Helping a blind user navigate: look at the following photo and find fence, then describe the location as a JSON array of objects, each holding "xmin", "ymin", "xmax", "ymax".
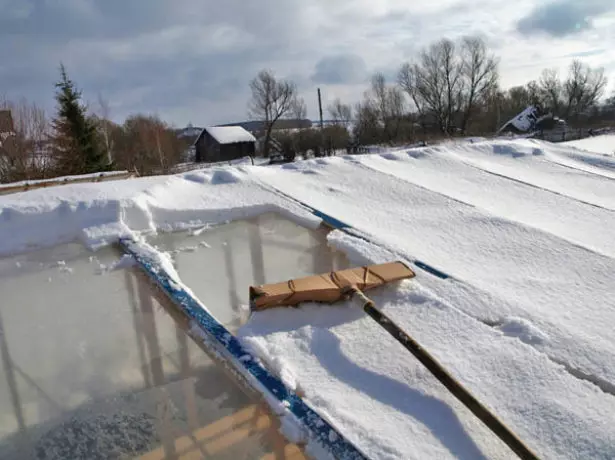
[
  {"xmin": 533, "ymin": 127, "xmax": 615, "ymax": 143},
  {"xmin": 0, "ymin": 171, "xmax": 135, "ymax": 195}
]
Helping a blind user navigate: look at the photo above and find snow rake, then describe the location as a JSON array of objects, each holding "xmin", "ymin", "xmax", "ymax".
[{"xmin": 250, "ymin": 262, "xmax": 539, "ymax": 460}]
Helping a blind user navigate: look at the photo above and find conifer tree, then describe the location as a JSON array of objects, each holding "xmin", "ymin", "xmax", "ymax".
[{"xmin": 50, "ymin": 64, "xmax": 110, "ymax": 175}]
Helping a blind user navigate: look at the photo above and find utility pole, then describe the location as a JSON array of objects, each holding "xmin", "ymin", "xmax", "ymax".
[
  {"xmin": 318, "ymin": 88, "xmax": 324, "ymax": 131},
  {"xmin": 318, "ymin": 88, "xmax": 325, "ymax": 156}
]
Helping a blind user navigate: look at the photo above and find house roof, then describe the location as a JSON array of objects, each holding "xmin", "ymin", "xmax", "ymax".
[
  {"xmin": 498, "ymin": 106, "xmax": 539, "ymax": 134},
  {"xmin": 203, "ymin": 126, "xmax": 256, "ymax": 145}
]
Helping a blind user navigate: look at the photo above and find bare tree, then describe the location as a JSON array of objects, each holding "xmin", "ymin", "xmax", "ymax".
[
  {"xmin": 0, "ymin": 97, "xmax": 50, "ymax": 182},
  {"xmin": 353, "ymin": 99, "xmax": 381, "ymax": 146},
  {"xmin": 562, "ymin": 60, "xmax": 607, "ymax": 120},
  {"xmin": 288, "ymin": 96, "xmax": 307, "ymax": 121},
  {"xmin": 116, "ymin": 115, "xmax": 185, "ymax": 175},
  {"xmin": 285, "ymin": 96, "xmax": 307, "ymax": 160},
  {"xmin": 398, "ymin": 38, "xmax": 465, "ymax": 135},
  {"xmin": 526, "ymin": 80, "xmax": 543, "ymax": 107},
  {"xmin": 328, "ymin": 98, "xmax": 352, "ymax": 128},
  {"xmin": 398, "ymin": 63, "xmax": 426, "ymax": 118},
  {"xmin": 372, "ymin": 73, "xmax": 405, "ymax": 143},
  {"xmin": 441, "ymin": 39, "xmax": 465, "ymax": 133},
  {"xmin": 539, "ymin": 68, "xmax": 562, "ymax": 115},
  {"xmin": 248, "ymin": 69, "xmax": 296, "ymax": 157},
  {"xmin": 96, "ymin": 94, "xmax": 114, "ymax": 165},
  {"xmin": 384, "ymin": 83, "xmax": 406, "ymax": 143},
  {"xmin": 460, "ymin": 36, "xmax": 499, "ymax": 133},
  {"xmin": 355, "ymin": 74, "xmax": 407, "ymax": 145},
  {"xmin": 537, "ymin": 62, "xmax": 608, "ymax": 120}
]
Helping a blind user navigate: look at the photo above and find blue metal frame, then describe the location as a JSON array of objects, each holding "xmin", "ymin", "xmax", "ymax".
[{"xmin": 120, "ymin": 237, "xmax": 367, "ymax": 460}]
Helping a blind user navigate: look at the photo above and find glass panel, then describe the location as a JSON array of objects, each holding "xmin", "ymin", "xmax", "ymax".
[
  {"xmin": 147, "ymin": 212, "xmax": 349, "ymax": 331},
  {"xmin": 0, "ymin": 244, "xmax": 306, "ymax": 459}
]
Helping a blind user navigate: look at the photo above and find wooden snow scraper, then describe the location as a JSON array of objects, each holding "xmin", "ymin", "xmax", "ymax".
[
  {"xmin": 249, "ymin": 261, "xmax": 540, "ymax": 460},
  {"xmin": 250, "ymin": 261, "xmax": 413, "ymax": 310}
]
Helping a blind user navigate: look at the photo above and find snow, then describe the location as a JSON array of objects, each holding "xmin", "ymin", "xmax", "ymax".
[
  {"xmin": 203, "ymin": 126, "xmax": 257, "ymax": 145},
  {"xmin": 95, "ymin": 254, "xmax": 136, "ymax": 274},
  {"xmin": 2, "ymin": 138, "xmax": 615, "ymax": 459},
  {"xmin": 240, "ymin": 231, "xmax": 615, "ymax": 459},
  {"xmin": 496, "ymin": 317, "xmax": 550, "ymax": 346},
  {"xmin": 0, "ymin": 168, "xmax": 319, "ymax": 257},
  {"xmin": 563, "ymin": 133, "xmax": 615, "ymax": 156}
]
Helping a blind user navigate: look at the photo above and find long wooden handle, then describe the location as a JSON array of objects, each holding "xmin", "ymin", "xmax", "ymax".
[{"xmin": 351, "ymin": 288, "xmax": 540, "ymax": 460}]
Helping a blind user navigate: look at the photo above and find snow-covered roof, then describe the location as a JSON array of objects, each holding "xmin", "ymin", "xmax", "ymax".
[
  {"xmin": 4, "ymin": 139, "xmax": 615, "ymax": 459},
  {"xmin": 203, "ymin": 126, "xmax": 256, "ymax": 145},
  {"xmin": 498, "ymin": 106, "xmax": 539, "ymax": 133}
]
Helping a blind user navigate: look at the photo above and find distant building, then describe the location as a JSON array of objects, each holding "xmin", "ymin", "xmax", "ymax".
[
  {"xmin": 498, "ymin": 105, "xmax": 570, "ymax": 141},
  {"xmin": 217, "ymin": 119, "xmax": 312, "ymax": 133},
  {"xmin": 194, "ymin": 126, "xmax": 256, "ymax": 163},
  {"xmin": 498, "ymin": 106, "xmax": 542, "ymax": 134},
  {"xmin": 177, "ymin": 123, "xmax": 202, "ymax": 138}
]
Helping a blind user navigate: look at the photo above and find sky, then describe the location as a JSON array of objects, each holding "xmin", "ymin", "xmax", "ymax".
[{"xmin": 1, "ymin": 0, "xmax": 614, "ymax": 127}]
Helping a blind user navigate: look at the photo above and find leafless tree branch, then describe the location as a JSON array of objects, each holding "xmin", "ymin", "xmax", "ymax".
[{"xmin": 248, "ymin": 69, "xmax": 297, "ymax": 157}]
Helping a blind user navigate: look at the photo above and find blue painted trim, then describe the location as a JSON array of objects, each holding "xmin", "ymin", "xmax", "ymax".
[
  {"xmin": 120, "ymin": 238, "xmax": 368, "ymax": 460},
  {"xmin": 413, "ymin": 260, "xmax": 450, "ymax": 280},
  {"xmin": 312, "ymin": 209, "xmax": 351, "ymax": 230}
]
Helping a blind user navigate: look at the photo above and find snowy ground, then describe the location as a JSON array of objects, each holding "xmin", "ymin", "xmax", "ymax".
[
  {"xmin": 1, "ymin": 137, "xmax": 615, "ymax": 459},
  {"xmin": 563, "ymin": 133, "xmax": 615, "ymax": 156}
]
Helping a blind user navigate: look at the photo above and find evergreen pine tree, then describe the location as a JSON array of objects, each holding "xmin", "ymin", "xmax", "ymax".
[{"xmin": 50, "ymin": 64, "xmax": 110, "ymax": 175}]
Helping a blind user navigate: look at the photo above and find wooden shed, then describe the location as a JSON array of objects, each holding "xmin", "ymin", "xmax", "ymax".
[{"xmin": 194, "ymin": 126, "xmax": 256, "ymax": 163}]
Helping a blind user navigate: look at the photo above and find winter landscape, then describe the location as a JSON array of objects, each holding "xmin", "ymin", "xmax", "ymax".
[
  {"xmin": 2, "ymin": 1, "xmax": 615, "ymax": 459},
  {"xmin": 1, "ymin": 133, "xmax": 614, "ymax": 459}
]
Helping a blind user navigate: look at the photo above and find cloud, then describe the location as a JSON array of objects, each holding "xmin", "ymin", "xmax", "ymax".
[
  {"xmin": 311, "ymin": 54, "xmax": 368, "ymax": 85},
  {"xmin": 516, "ymin": 0, "xmax": 614, "ymax": 37},
  {"xmin": 1, "ymin": 0, "xmax": 614, "ymax": 126},
  {"xmin": 0, "ymin": 0, "xmax": 320, "ymax": 124}
]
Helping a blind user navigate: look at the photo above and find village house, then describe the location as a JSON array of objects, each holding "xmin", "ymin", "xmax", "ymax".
[{"xmin": 194, "ymin": 126, "xmax": 256, "ymax": 163}]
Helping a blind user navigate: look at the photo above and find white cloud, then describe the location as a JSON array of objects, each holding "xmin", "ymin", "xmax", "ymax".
[{"xmin": 517, "ymin": 0, "xmax": 614, "ymax": 37}]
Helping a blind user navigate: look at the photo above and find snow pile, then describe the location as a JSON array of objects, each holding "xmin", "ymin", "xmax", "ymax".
[
  {"xmin": 0, "ymin": 169, "xmax": 318, "ymax": 257},
  {"xmin": 496, "ymin": 317, "xmax": 550, "ymax": 345},
  {"xmin": 204, "ymin": 126, "xmax": 256, "ymax": 144}
]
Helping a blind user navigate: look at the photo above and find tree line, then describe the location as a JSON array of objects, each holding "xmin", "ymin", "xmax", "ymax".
[
  {"xmin": 1, "ymin": 65, "xmax": 188, "ymax": 183},
  {"xmin": 249, "ymin": 36, "xmax": 613, "ymax": 156},
  {"xmin": 2, "ymin": 36, "xmax": 614, "ymax": 182}
]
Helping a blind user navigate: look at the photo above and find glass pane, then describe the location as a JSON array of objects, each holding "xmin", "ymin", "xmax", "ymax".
[
  {"xmin": 147, "ymin": 212, "xmax": 349, "ymax": 331},
  {"xmin": 0, "ymin": 244, "xmax": 306, "ymax": 459}
]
